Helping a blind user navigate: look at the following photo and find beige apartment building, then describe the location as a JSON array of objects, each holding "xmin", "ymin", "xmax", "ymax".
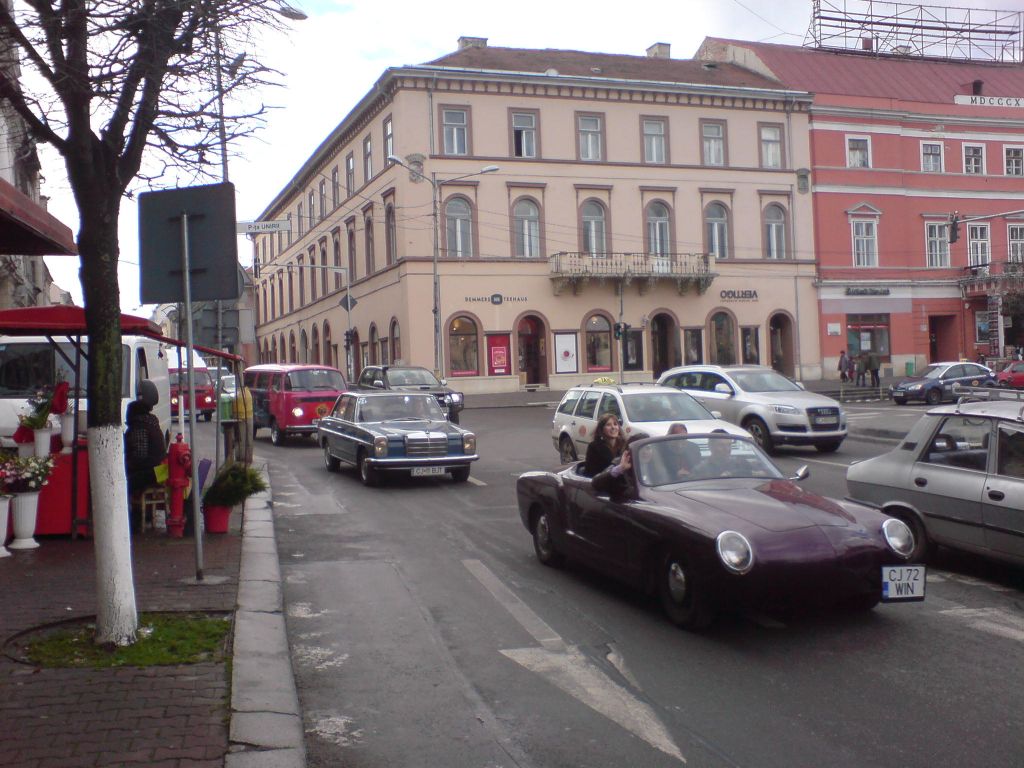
[{"xmin": 253, "ymin": 38, "xmax": 822, "ymax": 392}]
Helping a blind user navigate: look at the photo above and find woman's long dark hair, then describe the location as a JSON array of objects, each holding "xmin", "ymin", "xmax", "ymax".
[{"xmin": 594, "ymin": 412, "xmax": 625, "ymax": 456}]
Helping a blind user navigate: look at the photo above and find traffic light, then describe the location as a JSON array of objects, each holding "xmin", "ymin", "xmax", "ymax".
[
  {"xmin": 948, "ymin": 212, "xmax": 960, "ymax": 244},
  {"xmin": 343, "ymin": 330, "xmax": 353, "ymax": 349},
  {"xmin": 613, "ymin": 322, "xmax": 622, "ymax": 340}
]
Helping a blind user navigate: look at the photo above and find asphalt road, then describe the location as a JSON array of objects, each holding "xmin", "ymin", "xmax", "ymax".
[{"xmin": 255, "ymin": 404, "xmax": 1024, "ymax": 768}]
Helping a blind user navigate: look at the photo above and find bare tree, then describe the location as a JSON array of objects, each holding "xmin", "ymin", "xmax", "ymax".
[{"xmin": 0, "ymin": 0, "xmax": 289, "ymax": 645}]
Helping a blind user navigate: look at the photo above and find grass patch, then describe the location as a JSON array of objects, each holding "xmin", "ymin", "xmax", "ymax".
[{"xmin": 25, "ymin": 613, "xmax": 231, "ymax": 668}]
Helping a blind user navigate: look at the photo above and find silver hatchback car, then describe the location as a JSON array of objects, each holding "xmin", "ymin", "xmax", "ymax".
[
  {"xmin": 847, "ymin": 388, "xmax": 1024, "ymax": 565},
  {"xmin": 658, "ymin": 365, "xmax": 847, "ymax": 453}
]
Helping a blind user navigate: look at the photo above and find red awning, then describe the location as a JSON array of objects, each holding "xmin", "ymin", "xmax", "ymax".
[
  {"xmin": 0, "ymin": 306, "xmax": 159, "ymax": 336},
  {"xmin": 0, "ymin": 177, "xmax": 77, "ymax": 256}
]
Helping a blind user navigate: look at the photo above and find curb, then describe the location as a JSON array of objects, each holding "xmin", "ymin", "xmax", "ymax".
[{"xmin": 227, "ymin": 464, "xmax": 306, "ymax": 768}]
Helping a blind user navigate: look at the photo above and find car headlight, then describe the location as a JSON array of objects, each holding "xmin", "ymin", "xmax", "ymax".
[
  {"xmin": 882, "ymin": 518, "xmax": 915, "ymax": 558},
  {"xmin": 908, "ymin": 384, "xmax": 923, "ymax": 391},
  {"xmin": 772, "ymin": 404, "xmax": 799, "ymax": 415},
  {"xmin": 716, "ymin": 530, "xmax": 754, "ymax": 574},
  {"xmin": 171, "ymin": 396, "xmax": 179, "ymax": 406},
  {"xmin": 373, "ymin": 436, "xmax": 389, "ymax": 458},
  {"xmin": 203, "ymin": 396, "xmax": 212, "ymax": 404},
  {"xmin": 447, "ymin": 392, "xmax": 464, "ymax": 405},
  {"xmin": 291, "ymin": 407, "xmax": 304, "ymax": 418},
  {"xmin": 462, "ymin": 433, "xmax": 476, "ymax": 454}
]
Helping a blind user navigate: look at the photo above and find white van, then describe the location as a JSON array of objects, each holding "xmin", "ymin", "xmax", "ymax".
[{"xmin": 0, "ymin": 335, "xmax": 171, "ymax": 446}]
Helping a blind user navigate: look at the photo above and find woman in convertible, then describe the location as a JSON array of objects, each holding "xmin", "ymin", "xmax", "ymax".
[{"xmin": 583, "ymin": 412, "xmax": 625, "ymax": 476}]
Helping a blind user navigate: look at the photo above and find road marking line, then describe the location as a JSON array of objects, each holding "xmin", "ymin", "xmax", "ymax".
[
  {"xmin": 463, "ymin": 559, "xmax": 686, "ymax": 763},
  {"xmin": 939, "ymin": 607, "xmax": 1024, "ymax": 643},
  {"xmin": 467, "ymin": 476, "xmax": 487, "ymax": 487}
]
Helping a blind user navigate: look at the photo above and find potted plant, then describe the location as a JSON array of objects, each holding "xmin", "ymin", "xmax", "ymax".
[
  {"xmin": 201, "ymin": 462, "xmax": 267, "ymax": 533},
  {"xmin": 4, "ymin": 454, "xmax": 55, "ymax": 550},
  {"xmin": 16, "ymin": 385, "xmax": 61, "ymax": 456}
]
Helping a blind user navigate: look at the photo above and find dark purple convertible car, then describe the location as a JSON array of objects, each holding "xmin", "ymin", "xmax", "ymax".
[{"xmin": 516, "ymin": 433, "xmax": 924, "ymax": 629}]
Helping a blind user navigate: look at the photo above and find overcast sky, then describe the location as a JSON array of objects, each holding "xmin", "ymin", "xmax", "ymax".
[{"xmin": 32, "ymin": 0, "xmax": 996, "ymax": 312}]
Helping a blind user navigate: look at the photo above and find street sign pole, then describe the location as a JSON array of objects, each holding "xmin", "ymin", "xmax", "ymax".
[{"xmin": 179, "ymin": 211, "xmax": 204, "ymax": 582}]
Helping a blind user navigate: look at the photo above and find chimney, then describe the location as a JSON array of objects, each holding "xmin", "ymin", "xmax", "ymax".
[
  {"xmin": 861, "ymin": 36, "xmax": 874, "ymax": 51},
  {"xmin": 973, "ymin": 79, "xmax": 984, "ymax": 95},
  {"xmin": 646, "ymin": 42, "xmax": 671, "ymax": 59},
  {"xmin": 458, "ymin": 36, "xmax": 488, "ymax": 50}
]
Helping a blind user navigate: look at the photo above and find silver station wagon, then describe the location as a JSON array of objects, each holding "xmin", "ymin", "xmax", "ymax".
[{"xmin": 846, "ymin": 387, "xmax": 1024, "ymax": 565}]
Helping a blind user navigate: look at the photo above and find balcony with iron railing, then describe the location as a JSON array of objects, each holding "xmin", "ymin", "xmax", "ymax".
[
  {"xmin": 960, "ymin": 259, "xmax": 1024, "ymax": 297},
  {"xmin": 549, "ymin": 251, "xmax": 716, "ymax": 295}
]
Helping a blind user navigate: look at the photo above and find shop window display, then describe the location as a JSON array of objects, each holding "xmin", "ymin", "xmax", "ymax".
[{"xmin": 449, "ymin": 316, "xmax": 479, "ymax": 375}]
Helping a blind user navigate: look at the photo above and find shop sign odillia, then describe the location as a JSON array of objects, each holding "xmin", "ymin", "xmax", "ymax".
[{"xmin": 719, "ymin": 289, "xmax": 758, "ymax": 301}]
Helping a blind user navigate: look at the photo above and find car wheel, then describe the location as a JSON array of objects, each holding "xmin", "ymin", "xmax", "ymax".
[
  {"xmin": 323, "ymin": 441, "xmax": 339, "ymax": 472},
  {"xmin": 558, "ymin": 435, "xmax": 578, "ymax": 463},
  {"xmin": 450, "ymin": 466, "xmax": 470, "ymax": 483},
  {"xmin": 358, "ymin": 449, "xmax": 379, "ymax": 487},
  {"xmin": 815, "ymin": 440, "xmax": 842, "ymax": 453},
  {"xmin": 270, "ymin": 420, "xmax": 286, "ymax": 446},
  {"xmin": 203, "ymin": 412, "xmax": 212, "ymax": 422},
  {"xmin": 658, "ymin": 554, "xmax": 712, "ymax": 630},
  {"xmin": 983, "ymin": 380, "xmax": 995, "ymax": 388},
  {"xmin": 532, "ymin": 508, "xmax": 564, "ymax": 568},
  {"xmin": 893, "ymin": 397, "xmax": 907, "ymax": 405},
  {"xmin": 743, "ymin": 417, "xmax": 775, "ymax": 454},
  {"xmin": 925, "ymin": 388, "xmax": 942, "ymax": 406}
]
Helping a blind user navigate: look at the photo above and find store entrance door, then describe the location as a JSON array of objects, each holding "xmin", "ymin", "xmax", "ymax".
[
  {"xmin": 517, "ymin": 315, "xmax": 548, "ymax": 387},
  {"xmin": 650, "ymin": 313, "xmax": 679, "ymax": 377},
  {"xmin": 769, "ymin": 313, "xmax": 795, "ymax": 377}
]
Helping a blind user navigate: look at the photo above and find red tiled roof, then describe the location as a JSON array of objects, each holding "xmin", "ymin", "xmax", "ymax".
[
  {"xmin": 702, "ymin": 37, "xmax": 1024, "ymax": 103},
  {"xmin": 427, "ymin": 46, "xmax": 787, "ymax": 91}
]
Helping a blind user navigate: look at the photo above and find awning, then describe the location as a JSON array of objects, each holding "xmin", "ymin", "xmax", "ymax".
[
  {"xmin": 0, "ymin": 306, "xmax": 158, "ymax": 335},
  {"xmin": 0, "ymin": 176, "xmax": 77, "ymax": 256}
]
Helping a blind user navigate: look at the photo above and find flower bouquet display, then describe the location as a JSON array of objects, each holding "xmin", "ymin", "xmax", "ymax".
[
  {"xmin": 14, "ymin": 385, "xmax": 62, "ymax": 457},
  {"xmin": 5, "ymin": 454, "xmax": 55, "ymax": 550}
]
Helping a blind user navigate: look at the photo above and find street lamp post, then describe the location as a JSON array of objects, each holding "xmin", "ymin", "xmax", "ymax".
[{"xmin": 387, "ymin": 155, "xmax": 498, "ymax": 377}]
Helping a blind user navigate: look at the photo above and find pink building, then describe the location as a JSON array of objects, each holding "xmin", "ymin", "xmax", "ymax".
[{"xmin": 701, "ymin": 30, "xmax": 1024, "ymax": 377}]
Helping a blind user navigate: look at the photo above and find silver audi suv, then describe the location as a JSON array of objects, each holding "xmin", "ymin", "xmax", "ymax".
[{"xmin": 658, "ymin": 365, "xmax": 847, "ymax": 453}]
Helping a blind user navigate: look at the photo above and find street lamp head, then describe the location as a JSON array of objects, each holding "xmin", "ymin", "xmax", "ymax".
[
  {"xmin": 480, "ymin": 165, "xmax": 500, "ymax": 174},
  {"xmin": 387, "ymin": 154, "xmax": 405, "ymax": 166}
]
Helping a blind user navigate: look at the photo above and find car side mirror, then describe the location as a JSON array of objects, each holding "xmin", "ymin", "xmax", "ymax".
[
  {"xmin": 714, "ymin": 383, "xmax": 732, "ymax": 395},
  {"xmin": 790, "ymin": 465, "xmax": 810, "ymax": 481},
  {"xmin": 440, "ymin": 378, "xmax": 448, "ymax": 386},
  {"xmin": 793, "ymin": 380, "xmax": 806, "ymax": 390},
  {"xmin": 710, "ymin": 410, "xmax": 723, "ymax": 419},
  {"xmin": 373, "ymin": 379, "xmax": 384, "ymax": 388}
]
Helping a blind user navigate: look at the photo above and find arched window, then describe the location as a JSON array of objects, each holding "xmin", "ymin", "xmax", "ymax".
[
  {"xmin": 445, "ymin": 197, "xmax": 473, "ymax": 258},
  {"xmin": 311, "ymin": 324, "xmax": 320, "ymax": 364},
  {"xmin": 765, "ymin": 204, "xmax": 787, "ymax": 259},
  {"xmin": 322, "ymin": 322, "xmax": 332, "ymax": 368},
  {"xmin": 279, "ymin": 333, "xmax": 286, "ymax": 363},
  {"xmin": 364, "ymin": 214, "xmax": 375, "ymax": 275},
  {"xmin": 646, "ymin": 201, "xmax": 671, "ymax": 256},
  {"xmin": 369, "ymin": 325, "xmax": 379, "ymax": 366},
  {"xmin": 347, "ymin": 226, "xmax": 357, "ymax": 282},
  {"xmin": 270, "ymin": 337, "xmax": 277, "ymax": 363},
  {"xmin": 513, "ymin": 198, "xmax": 541, "ymax": 258},
  {"xmin": 309, "ymin": 250, "xmax": 318, "ymax": 302},
  {"xmin": 581, "ymin": 201, "xmax": 607, "ymax": 256},
  {"xmin": 709, "ymin": 311, "xmax": 737, "ymax": 365},
  {"xmin": 448, "ymin": 316, "xmax": 479, "ymax": 375},
  {"xmin": 269, "ymin": 277, "xmax": 276, "ymax": 319},
  {"xmin": 705, "ymin": 203, "xmax": 729, "ymax": 259},
  {"xmin": 320, "ymin": 244, "xmax": 328, "ymax": 296},
  {"xmin": 390, "ymin": 320, "xmax": 401, "ymax": 363},
  {"xmin": 255, "ymin": 286, "xmax": 262, "ymax": 326},
  {"xmin": 333, "ymin": 236, "xmax": 343, "ymax": 291},
  {"xmin": 288, "ymin": 332, "xmax": 296, "ymax": 364},
  {"xmin": 299, "ymin": 329, "xmax": 308, "ymax": 363},
  {"xmin": 385, "ymin": 204, "xmax": 397, "ymax": 265}
]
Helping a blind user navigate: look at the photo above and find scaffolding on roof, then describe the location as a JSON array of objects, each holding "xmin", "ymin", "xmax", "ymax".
[{"xmin": 805, "ymin": 0, "xmax": 1023, "ymax": 63}]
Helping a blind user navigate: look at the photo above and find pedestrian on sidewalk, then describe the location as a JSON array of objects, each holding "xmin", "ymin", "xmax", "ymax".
[
  {"xmin": 855, "ymin": 353, "xmax": 867, "ymax": 387},
  {"xmin": 838, "ymin": 350, "xmax": 850, "ymax": 383},
  {"xmin": 867, "ymin": 351, "xmax": 881, "ymax": 388}
]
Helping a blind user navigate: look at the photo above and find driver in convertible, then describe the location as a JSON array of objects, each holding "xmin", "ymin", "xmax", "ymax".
[{"xmin": 692, "ymin": 432, "xmax": 750, "ymax": 478}]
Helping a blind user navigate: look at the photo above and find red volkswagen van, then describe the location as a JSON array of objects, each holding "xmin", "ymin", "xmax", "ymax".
[
  {"xmin": 169, "ymin": 366, "xmax": 216, "ymax": 422},
  {"xmin": 243, "ymin": 364, "xmax": 347, "ymax": 445}
]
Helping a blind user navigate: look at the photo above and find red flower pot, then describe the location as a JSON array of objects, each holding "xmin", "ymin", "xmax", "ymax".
[{"xmin": 202, "ymin": 504, "xmax": 231, "ymax": 534}]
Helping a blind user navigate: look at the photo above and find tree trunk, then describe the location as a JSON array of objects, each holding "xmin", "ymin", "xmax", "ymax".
[{"xmin": 78, "ymin": 191, "xmax": 138, "ymax": 647}]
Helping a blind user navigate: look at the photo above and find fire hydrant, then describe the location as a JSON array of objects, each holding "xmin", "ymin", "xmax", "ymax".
[{"xmin": 166, "ymin": 434, "xmax": 192, "ymax": 538}]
